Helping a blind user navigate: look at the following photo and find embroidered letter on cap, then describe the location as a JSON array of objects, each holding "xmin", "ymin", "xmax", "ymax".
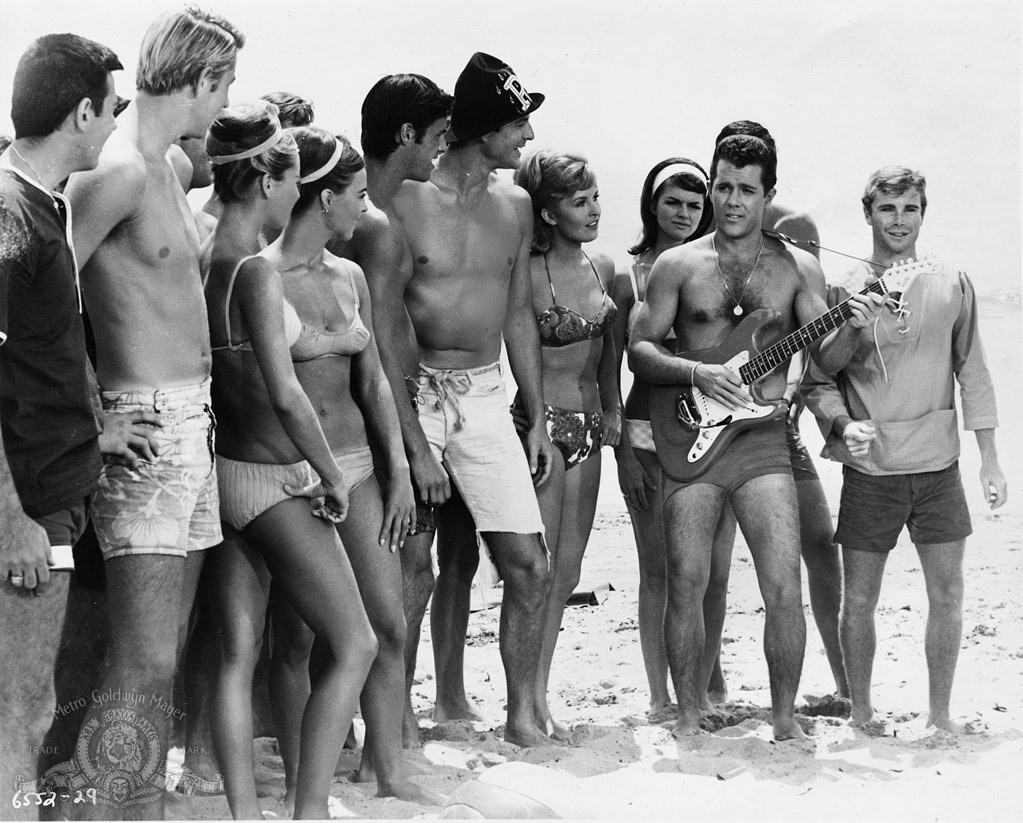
[{"xmin": 501, "ymin": 72, "xmax": 532, "ymax": 112}]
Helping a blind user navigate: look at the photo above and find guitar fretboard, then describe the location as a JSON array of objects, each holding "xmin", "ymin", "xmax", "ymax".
[{"xmin": 738, "ymin": 278, "xmax": 891, "ymax": 384}]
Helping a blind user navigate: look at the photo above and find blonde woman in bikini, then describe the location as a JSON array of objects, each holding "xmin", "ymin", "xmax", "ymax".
[{"xmin": 514, "ymin": 151, "xmax": 621, "ymax": 738}]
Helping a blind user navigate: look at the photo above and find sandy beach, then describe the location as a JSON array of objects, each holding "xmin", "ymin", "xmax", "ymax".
[{"xmin": 157, "ymin": 294, "xmax": 1023, "ymax": 821}]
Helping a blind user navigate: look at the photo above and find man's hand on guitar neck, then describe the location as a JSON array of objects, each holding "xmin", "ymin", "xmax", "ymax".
[
  {"xmin": 692, "ymin": 362, "xmax": 751, "ymax": 411},
  {"xmin": 845, "ymin": 292, "xmax": 888, "ymax": 329}
]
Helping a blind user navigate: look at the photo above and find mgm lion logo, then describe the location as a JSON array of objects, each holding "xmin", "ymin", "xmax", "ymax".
[
  {"xmin": 77, "ymin": 709, "xmax": 163, "ymax": 807},
  {"xmin": 18, "ymin": 707, "xmax": 223, "ymax": 807}
]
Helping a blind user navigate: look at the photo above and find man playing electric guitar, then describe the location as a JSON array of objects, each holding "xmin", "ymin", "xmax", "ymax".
[{"xmin": 629, "ymin": 134, "xmax": 884, "ymax": 739}]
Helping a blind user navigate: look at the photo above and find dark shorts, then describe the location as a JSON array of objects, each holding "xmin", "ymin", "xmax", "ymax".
[
  {"xmin": 835, "ymin": 462, "xmax": 973, "ymax": 553},
  {"xmin": 663, "ymin": 418, "xmax": 791, "ymax": 499},
  {"xmin": 35, "ymin": 498, "xmax": 90, "ymax": 548},
  {"xmin": 785, "ymin": 419, "xmax": 819, "ymax": 482}
]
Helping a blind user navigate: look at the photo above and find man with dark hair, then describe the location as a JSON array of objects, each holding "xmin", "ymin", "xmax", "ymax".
[
  {"xmin": 803, "ymin": 165, "xmax": 1006, "ymax": 732},
  {"xmin": 715, "ymin": 120, "xmax": 819, "ymax": 251},
  {"xmin": 360, "ymin": 73, "xmax": 454, "ymax": 162},
  {"xmin": 711, "ymin": 120, "xmax": 848, "ymax": 700},
  {"xmin": 386, "ymin": 53, "xmax": 554, "ymax": 747},
  {"xmin": 328, "ymin": 73, "xmax": 453, "ymax": 751},
  {"xmin": 0, "ymin": 32, "xmax": 161, "ymax": 813},
  {"xmin": 63, "ymin": 7, "xmax": 242, "ymax": 813},
  {"xmin": 630, "ymin": 133, "xmax": 884, "ymax": 739}
]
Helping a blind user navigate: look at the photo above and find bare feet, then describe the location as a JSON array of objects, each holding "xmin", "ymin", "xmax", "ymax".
[
  {"xmin": 434, "ymin": 698, "xmax": 485, "ymax": 723},
  {"xmin": 536, "ymin": 714, "xmax": 572, "ymax": 742},
  {"xmin": 647, "ymin": 703, "xmax": 677, "ymax": 724},
  {"xmin": 670, "ymin": 709, "xmax": 702, "ymax": 738},
  {"xmin": 505, "ymin": 721, "xmax": 554, "ymax": 748},
  {"xmin": 772, "ymin": 715, "xmax": 808, "ymax": 741},
  {"xmin": 927, "ymin": 713, "xmax": 963, "ymax": 734},
  {"xmin": 377, "ymin": 778, "xmax": 446, "ymax": 805},
  {"xmin": 850, "ymin": 717, "xmax": 887, "ymax": 737}
]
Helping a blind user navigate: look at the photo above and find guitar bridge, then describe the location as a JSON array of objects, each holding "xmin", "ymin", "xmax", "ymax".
[{"xmin": 676, "ymin": 390, "xmax": 730, "ymax": 431}]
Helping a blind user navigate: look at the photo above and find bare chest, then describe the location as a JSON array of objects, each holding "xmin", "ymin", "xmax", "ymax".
[{"xmin": 119, "ymin": 165, "xmax": 199, "ymax": 270}]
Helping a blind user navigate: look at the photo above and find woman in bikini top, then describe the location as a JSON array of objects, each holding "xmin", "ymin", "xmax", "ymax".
[
  {"xmin": 261, "ymin": 128, "xmax": 432, "ymax": 805},
  {"xmin": 200, "ymin": 104, "xmax": 376, "ymax": 821},
  {"xmin": 511, "ymin": 150, "xmax": 621, "ymax": 739}
]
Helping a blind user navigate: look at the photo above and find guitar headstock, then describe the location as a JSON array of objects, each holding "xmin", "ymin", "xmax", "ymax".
[{"xmin": 877, "ymin": 257, "xmax": 943, "ymax": 293}]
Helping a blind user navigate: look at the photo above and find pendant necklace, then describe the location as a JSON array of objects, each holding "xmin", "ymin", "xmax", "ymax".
[{"xmin": 713, "ymin": 235, "xmax": 764, "ymax": 316}]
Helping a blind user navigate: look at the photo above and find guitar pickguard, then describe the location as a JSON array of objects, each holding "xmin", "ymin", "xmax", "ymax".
[{"xmin": 679, "ymin": 351, "xmax": 777, "ymax": 464}]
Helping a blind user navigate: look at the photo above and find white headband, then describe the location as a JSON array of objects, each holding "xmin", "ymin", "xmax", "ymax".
[
  {"xmin": 650, "ymin": 162, "xmax": 708, "ymax": 196},
  {"xmin": 299, "ymin": 139, "xmax": 345, "ymax": 185},
  {"xmin": 209, "ymin": 126, "xmax": 284, "ymax": 165}
]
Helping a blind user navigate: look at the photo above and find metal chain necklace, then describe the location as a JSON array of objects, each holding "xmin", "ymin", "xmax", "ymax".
[{"xmin": 713, "ymin": 235, "xmax": 765, "ymax": 316}]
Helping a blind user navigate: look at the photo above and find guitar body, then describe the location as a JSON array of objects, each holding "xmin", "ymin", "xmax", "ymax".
[{"xmin": 649, "ymin": 310, "xmax": 788, "ymax": 482}]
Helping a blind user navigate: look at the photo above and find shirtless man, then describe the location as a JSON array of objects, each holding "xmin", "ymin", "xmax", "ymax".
[
  {"xmin": 326, "ymin": 73, "xmax": 454, "ymax": 747},
  {"xmin": 802, "ymin": 166, "xmax": 1006, "ymax": 731},
  {"xmin": 630, "ymin": 134, "xmax": 884, "ymax": 739},
  {"xmin": 64, "ymin": 8, "xmax": 243, "ymax": 814},
  {"xmin": 712, "ymin": 120, "xmax": 848, "ymax": 699},
  {"xmin": 387, "ymin": 53, "xmax": 553, "ymax": 747}
]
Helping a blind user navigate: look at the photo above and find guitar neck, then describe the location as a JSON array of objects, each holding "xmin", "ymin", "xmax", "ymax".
[{"xmin": 739, "ymin": 278, "xmax": 890, "ymax": 384}]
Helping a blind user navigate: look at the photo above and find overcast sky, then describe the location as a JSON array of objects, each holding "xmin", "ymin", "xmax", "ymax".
[{"xmin": 2, "ymin": 0, "xmax": 1019, "ymax": 291}]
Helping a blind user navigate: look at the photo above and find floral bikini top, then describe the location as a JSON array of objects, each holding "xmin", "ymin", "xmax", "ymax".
[
  {"xmin": 536, "ymin": 252, "xmax": 617, "ymax": 348},
  {"xmin": 211, "ymin": 255, "xmax": 370, "ymax": 361}
]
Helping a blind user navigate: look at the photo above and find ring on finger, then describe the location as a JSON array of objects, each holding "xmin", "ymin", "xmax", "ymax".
[{"xmin": 9, "ymin": 574, "xmax": 25, "ymax": 586}]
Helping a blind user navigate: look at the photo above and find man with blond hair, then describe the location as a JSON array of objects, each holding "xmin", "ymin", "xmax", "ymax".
[
  {"xmin": 65, "ymin": 7, "xmax": 243, "ymax": 813},
  {"xmin": 803, "ymin": 165, "xmax": 1006, "ymax": 733}
]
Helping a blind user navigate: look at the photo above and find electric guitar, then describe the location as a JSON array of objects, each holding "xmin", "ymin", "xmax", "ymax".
[{"xmin": 649, "ymin": 258, "xmax": 942, "ymax": 482}]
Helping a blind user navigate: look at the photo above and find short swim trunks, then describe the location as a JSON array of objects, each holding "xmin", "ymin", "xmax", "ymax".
[
  {"xmin": 785, "ymin": 418, "xmax": 819, "ymax": 482},
  {"xmin": 92, "ymin": 380, "xmax": 221, "ymax": 559},
  {"xmin": 835, "ymin": 462, "xmax": 973, "ymax": 553},
  {"xmin": 662, "ymin": 417, "xmax": 791, "ymax": 500},
  {"xmin": 415, "ymin": 362, "xmax": 544, "ymax": 537}
]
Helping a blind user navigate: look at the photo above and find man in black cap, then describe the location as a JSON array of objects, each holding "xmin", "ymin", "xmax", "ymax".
[{"xmin": 388, "ymin": 52, "xmax": 554, "ymax": 747}]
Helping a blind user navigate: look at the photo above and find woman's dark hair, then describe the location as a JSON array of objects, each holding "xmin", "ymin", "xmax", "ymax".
[
  {"xmin": 259, "ymin": 91, "xmax": 314, "ymax": 128},
  {"xmin": 290, "ymin": 127, "xmax": 365, "ymax": 215},
  {"xmin": 628, "ymin": 156, "xmax": 712, "ymax": 256}
]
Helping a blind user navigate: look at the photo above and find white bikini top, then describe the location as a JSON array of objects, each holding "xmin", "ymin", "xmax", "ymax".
[{"xmin": 210, "ymin": 255, "xmax": 303, "ymax": 353}]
